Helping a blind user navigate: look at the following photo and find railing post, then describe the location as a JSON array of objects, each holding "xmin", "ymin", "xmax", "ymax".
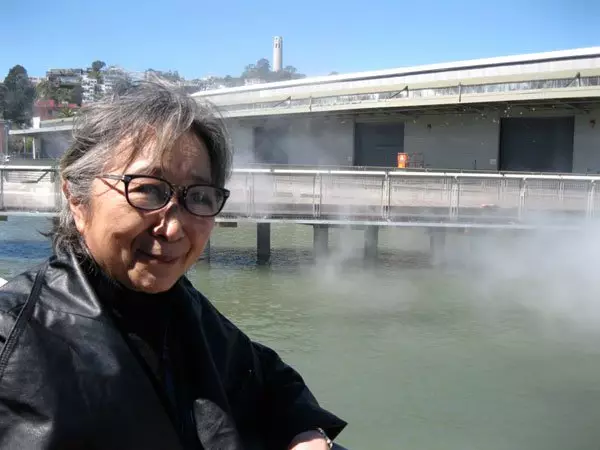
[
  {"xmin": 0, "ymin": 168, "xmax": 4, "ymax": 210},
  {"xmin": 381, "ymin": 172, "xmax": 389, "ymax": 220},
  {"xmin": 245, "ymin": 173, "xmax": 251, "ymax": 217},
  {"xmin": 449, "ymin": 176, "xmax": 459, "ymax": 219},
  {"xmin": 318, "ymin": 173, "xmax": 323, "ymax": 219},
  {"xmin": 312, "ymin": 173, "xmax": 321, "ymax": 218},
  {"xmin": 586, "ymin": 180, "xmax": 595, "ymax": 220},
  {"xmin": 386, "ymin": 172, "xmax": 392, "ymax": 220},
  {"xmin": 558, "ymin": 179, "xmax": 565, "ymax": 203},
  {"xmin": 518, "ymin": 178, "xmax": 527, "ymax": 220},
  {"xmin": 249, "ymin": 173, "xmax": 255, "ymax": 218}
]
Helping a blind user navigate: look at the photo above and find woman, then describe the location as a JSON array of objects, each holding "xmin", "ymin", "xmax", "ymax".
[{"xmin": 0, "ymin": 80, "xmax": 347, "ymax": 449}]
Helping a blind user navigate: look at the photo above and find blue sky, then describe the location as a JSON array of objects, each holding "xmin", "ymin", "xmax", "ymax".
[{"xmin": 2, "ymin": 0, "xmax": 599, "ymax": 80}]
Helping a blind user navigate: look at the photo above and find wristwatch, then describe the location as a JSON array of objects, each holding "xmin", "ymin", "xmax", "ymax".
[{"xmin": 315, "ymin": 428, "xmax": 333, "ymax": 449}]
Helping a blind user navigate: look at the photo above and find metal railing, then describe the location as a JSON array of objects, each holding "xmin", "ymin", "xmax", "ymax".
[{"xmin": 1, "ymin": 165, "xmax": 599, "ymax": 226}]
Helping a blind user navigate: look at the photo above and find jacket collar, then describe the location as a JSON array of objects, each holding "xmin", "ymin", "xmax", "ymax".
[{"xmin": 42, "ymin": 249, "xmax": 188, "ymax": 320}]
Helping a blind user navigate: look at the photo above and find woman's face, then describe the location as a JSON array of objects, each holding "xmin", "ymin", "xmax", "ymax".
[{"xmin": 69, "ymin": 132, "xmax": 215, "ymax": 293}]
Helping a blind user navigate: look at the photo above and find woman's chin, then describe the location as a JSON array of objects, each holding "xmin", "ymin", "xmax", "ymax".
[{"xmin": 127, "ymin": 266, "xmax": 181, "ymax": 294}]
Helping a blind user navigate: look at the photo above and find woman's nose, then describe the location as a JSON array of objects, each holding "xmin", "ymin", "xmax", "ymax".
[{"xmin": 151, "ymin": 202, "xmax": 186, "ymax": 241}]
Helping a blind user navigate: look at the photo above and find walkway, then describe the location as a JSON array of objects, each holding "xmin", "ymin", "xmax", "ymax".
[{"xmin": 1, "ymin": 165, "xmax": 599, "ymax": 229}]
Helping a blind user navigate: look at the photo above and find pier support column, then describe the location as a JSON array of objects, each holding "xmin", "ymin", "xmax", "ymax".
[
  {"xmin": 429, "ymin": 230, "xmax": 446, "ymax": 266},
  {"xmin": 200, "ymin": 239, "xmax": 211, "ymax": 262},
  {"xmin": 364, "ymin": 226, "xmax": 379, "ymax": 261},
  {"xmin": 257, "ymin": 223, "xmax": 271, "ymax": 265},
  {"xmin": 313, "ymin": 225, "xmax": 329, "ymax": 260}
]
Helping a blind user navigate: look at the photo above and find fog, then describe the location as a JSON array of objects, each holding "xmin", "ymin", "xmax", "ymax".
[
  {"xmin": 224, "ymin": 115, "xmax": 600, "ymax": 340},
  {"xmin": 299, "ymin": 224, "xmax": 600, "ymax": 346},
  {"xmin": 229, "ymin": 116, "xmax": 352, "ymax": 168},
  {"xmin": 467, "ymin": 226, "xmax": 600, "ymax": 332}
]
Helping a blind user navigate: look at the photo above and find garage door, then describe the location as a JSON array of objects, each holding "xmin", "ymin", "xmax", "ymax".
[
  {"xmin": 354, "ymin": 122, "xmax": 404, "ymax": 167},
  {"xmin": 499, "ymin": 117, "xmax": 574, "ymax": 173}
]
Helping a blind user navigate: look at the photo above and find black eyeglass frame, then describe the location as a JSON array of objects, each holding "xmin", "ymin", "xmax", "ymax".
[{"xmin": 99, "ymin": 174, "xmax": 230, "ymax": 217}]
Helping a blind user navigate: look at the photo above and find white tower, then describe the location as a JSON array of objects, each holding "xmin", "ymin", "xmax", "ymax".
[{"xmin": 273, "ymin": 36, "xmax": 283, "ymax": 72}]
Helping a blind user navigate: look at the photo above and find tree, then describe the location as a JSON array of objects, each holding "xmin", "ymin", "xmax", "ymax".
[
  {"xmin": 35, "ymin": 79, "xmax": 72, "ymax": 105},
  {"xmin": 35, "ymin": 79, "xmax": 53, "ymax": 100},
  {"xmin": 90, "ymin": 60, "xmax": 106, "ymax": 81},
  {"xmin": 255, "ymin": 58, "xmax": 271, "ymax": 79},
  {"xmin": 241, "ymin": 63, "xmax": 257, "ymax": 79},
  {"xmin": 91, "ymin": 60, "xmax": 106, "ymax": 73},
  {"xmin": 54, "ymin": 88, "xmax": 72, "ymax": 104},
  {"xmin": 240, "ymin": 58, "xmax": 306, "ymax": 83},
  {"xmin": 284, "ymin": 65, "xmax": 305, "ymax": 80},
  {"xmin": 270, "ymin": 65, "xmax": 306, "ymax": 82},
  {"xmin": 241, "ymin": 58, "xmax": 272, "ymax": 80},
  {"xmin": 58, "ymin": 107, "xmax": 76, "ymax": 118},
  {"xmin": 3, "ymin": 65, "xmax": 36, "ymax": 126},
  {"xmin": 204, "ymin": 55, "xmax": 310, "ymax": 88},
  {"xmin": 0, "ymin": 82, "xmax": 6, "ymax": 117}
]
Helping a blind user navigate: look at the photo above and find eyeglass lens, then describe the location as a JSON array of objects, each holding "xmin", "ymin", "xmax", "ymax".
[{"xmin": 126, "ymin": 177, "xmax": 224, "ymax": 216}]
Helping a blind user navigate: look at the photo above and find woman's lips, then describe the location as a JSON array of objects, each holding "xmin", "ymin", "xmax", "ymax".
[{"xmin": 137, "ymin": 250, "xmax": 180, "ymax": 264}]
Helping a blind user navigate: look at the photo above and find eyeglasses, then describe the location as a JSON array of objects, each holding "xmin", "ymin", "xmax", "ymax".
[{"xmin": 99, "ymin": 174, "xmax": 230, "ymax": 217}]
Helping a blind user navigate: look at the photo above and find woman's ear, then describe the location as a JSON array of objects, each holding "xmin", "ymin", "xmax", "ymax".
[{"xmin": 63, "ymin": 179, "xmax": 87, "ymax": 233}]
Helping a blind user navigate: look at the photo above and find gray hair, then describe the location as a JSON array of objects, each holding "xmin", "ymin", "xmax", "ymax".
[{"xmin": 52, "ymin": 78, "xmax": 232, "ymax": 256}]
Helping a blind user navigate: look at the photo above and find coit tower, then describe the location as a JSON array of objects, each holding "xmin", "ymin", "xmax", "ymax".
[{"xmin": 273, "ymin": 36, "xmax": 283, "ymax": 72}]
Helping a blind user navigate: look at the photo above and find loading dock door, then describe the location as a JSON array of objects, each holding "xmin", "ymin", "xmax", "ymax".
[
  {"xmin": 499, "ymin": 117, "xmax": 574, "ymax": 172},
  {"xmin": 253, "ymin": 126, "xmax": 289, "ymax": 165},
  {"xmin": 354, "ymin": 122, "xmax": 404, "ymax": 167}
]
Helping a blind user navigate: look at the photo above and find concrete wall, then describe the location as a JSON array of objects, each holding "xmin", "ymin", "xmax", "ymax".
[
  {"xmin": 224, "ymin": 107, "xmax": 600, "ymax": 173},
  {"xmin": 28, "ymin": 106, "xmax": 600, "ymax": 174},
  {"xmin": 573, "ymin": 109, "xmax": 600, "ymax": 173},
  {"xmin": 229, "ymin": 113, "xmax": 503, "ymax": 171},
  {"xmin": 404, "ymin": 108, "xmax": 600, "ymax": 173},
  {"xmin": 227, "ymin": 121, "xmax": 254, "ymax": 166},
  {"xmin": 405, "ymin": 114, "xmax": 500, "ymax": 170}
]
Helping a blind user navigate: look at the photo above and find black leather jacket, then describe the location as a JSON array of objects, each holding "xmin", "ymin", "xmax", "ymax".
[{"xmin": 0, "ymin": 251, "xmax": 346, "ymax": 449}]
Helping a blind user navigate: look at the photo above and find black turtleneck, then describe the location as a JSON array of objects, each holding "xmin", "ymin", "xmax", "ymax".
[
  {"xmin": 82, "ymin": 260, "xmax": 173, "ymax": 375},
  {"xmin": 81, "ymin": 259, "xmax": 200, "ymax": 449}
]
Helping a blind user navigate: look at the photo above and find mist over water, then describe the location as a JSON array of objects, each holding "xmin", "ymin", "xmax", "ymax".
[
  {"xmin": 462, "ymin": 226, "xmax": 600, "ymax": 337},
  {"xmin": 2, "ymin": 218, "xmax": 600, "ymax": 449}
]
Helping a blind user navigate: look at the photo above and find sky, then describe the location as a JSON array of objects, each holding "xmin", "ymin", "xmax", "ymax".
[{"xmin": 2, "ymin": 0, "xmax": 599, "ymax": 80}]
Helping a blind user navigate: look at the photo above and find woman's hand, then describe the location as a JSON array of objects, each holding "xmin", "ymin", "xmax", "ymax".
[{"xmin": 288, "ymin": 430, "xmax": 330, "ymax": 449}]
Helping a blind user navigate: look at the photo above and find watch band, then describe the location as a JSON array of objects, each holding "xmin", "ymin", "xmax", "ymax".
[{"xmin": 315, "ymin": 427, "xmax": 333, "ymax": 449}]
